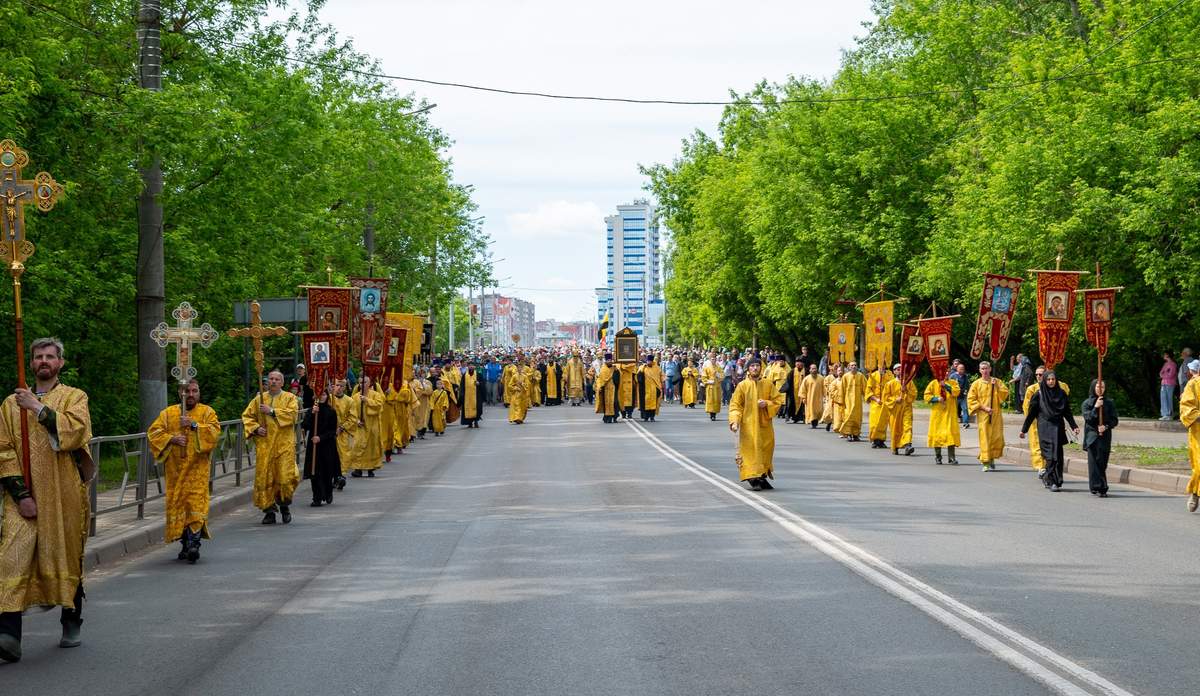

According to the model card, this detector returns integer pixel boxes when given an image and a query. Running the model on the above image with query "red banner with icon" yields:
[1033,271,1082,370]
[916,316,953,381]
[299,331,340,398]
[306,287,352,380]
[384,326,410,387]
[898,324,923,385]
[1079,288,1116,358]
[350,277,390,382]
[969,274,1024,361]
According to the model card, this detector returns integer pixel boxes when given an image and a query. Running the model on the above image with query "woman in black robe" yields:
[301,392,342,506]
[1020,370,1080,492]
[1081,379,1118,497]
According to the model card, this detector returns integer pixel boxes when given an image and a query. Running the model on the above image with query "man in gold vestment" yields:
[617,361,638,420]
[506,363,532,424]
[637,356,663,422]
[148,379,220,563]
[410,369,433,439]
[885,364,917,456]
[701,361,723,421]
[241,370,299,525]
[924,376,961,465]
[332,379,354,483]
[729,358,785,491]
[595,354,619,423]
[967,361,1011,471]
[389,375,414,446]
[1181,360,1200,511]
[838,362,868,442]
[866,364,894,448]
[800,364,825,429]
[0,338,93,660]
[349,376,385,477]
[566,350,586,405]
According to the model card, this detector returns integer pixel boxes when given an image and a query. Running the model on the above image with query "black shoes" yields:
[59,620,82,648]
[825,423,832,432]
[336,476,346,490]
[948,459,959,466]
[367,470,375,478]
[758,478,774,490]
[1099,492,1108,498]
[0,633,20,662]
[351,470,363,478]
[326,492,333,504]
[280,506,292,523]
[904,443,915,456]
[747,479,762,491]
[184,527,201,563]
[935,458,944,465]
[262,512,277,525]
[311,500,323,507]
[709,414,716,421]
[178,542,188,560]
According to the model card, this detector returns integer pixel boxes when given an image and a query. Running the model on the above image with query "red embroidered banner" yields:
[969,274,1024,361]
[299,331,340,398]
[917,316,953,381]
[384,326,410,387]
[1079,288,1116,358]
[306,287,352,380]
[349,277,390,382]
[898,324,923,385]
[1033,271,1083,370]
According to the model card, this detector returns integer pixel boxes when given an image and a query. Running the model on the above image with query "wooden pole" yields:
[11,255,31,489]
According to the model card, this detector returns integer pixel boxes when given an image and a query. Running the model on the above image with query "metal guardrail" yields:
[87,410,310,537]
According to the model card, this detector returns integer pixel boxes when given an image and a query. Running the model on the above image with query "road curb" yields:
[999,445,1190,495]
[85,487,255,569]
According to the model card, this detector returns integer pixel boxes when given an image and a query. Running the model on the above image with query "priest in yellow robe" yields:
[390,376,415,446]
[566,351,587,405]
[430,381,449,435]
[148,379,220,563]
[1022,366,1069,479]
[380,378,395,463]
[1181,362,1200,511]
[241,370,299,524]
[966,361,1010,471]
[595,354,620,423]
[885,365,917,455]
[332,379,355,477]
[0,338,93,658]
[821,366,840,429]
[530,363,543,407]
[838,362,868,441]
[800,364,826,428]
[866,364,895,447]
[506,363,532,423]
[637,356,664,422]
[441,361,462,422]
[924,377,961,464]
[680,360,699,407]
[410,370,433,439]
[701,362,723,420]
[349,376,385,476]
[618,362,639,419]
[729,358,786,491]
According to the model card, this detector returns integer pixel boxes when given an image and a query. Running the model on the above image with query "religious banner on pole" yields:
[1031,270,1086,370]
[384,325,410,386]
[297,331,341,398]
[1078,287,1117,358]
[862,300,894,371]
[305,286,352,381]
[349,277,390,381]
[828,323,857,366]
[969,273,1024,361]
[916,316,953,380]
[897,323,923,385]
[387,311,423,380]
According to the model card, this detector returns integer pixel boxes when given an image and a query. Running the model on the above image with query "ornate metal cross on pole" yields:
[0,139,65,489]
[151,302,219,446]
[226,300,289,427]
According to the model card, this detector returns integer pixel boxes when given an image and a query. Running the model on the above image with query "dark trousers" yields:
[1086,444,1110,493]
[0,582,84,639]
[310,474,335,502]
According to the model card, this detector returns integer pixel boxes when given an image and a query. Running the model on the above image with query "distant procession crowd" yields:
[2,336,1199,664]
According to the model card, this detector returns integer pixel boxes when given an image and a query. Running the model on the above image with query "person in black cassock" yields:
[1020,370,1080,492]
[1081,379,1118,497]
[301,390,342,506]
[781,357,806,424]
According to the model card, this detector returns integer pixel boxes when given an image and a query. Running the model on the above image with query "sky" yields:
[292,0,878,323]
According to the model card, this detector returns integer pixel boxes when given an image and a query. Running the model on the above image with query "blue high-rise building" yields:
[597,199,661,345]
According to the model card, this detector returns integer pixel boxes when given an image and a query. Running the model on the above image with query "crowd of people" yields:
[2,335,1200,663]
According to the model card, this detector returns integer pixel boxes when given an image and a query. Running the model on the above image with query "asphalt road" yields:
[2,400,1193,695]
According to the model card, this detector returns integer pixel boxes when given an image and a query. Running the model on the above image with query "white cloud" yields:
[505,201,607,242]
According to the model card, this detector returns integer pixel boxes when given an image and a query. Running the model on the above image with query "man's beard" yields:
[185,399,198,409]
[34,364,59,381]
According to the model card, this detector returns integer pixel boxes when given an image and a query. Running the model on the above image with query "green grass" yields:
[1110,445,1191,473]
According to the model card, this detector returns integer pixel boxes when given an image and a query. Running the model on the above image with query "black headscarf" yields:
[1088,378,1102,400]
[1039,369,1070,421]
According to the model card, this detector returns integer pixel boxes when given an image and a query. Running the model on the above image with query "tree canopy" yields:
[1,0,491,433]
[644,0,1200,415]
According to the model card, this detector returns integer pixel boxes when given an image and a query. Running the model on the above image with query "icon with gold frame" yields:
[614,327,639,364]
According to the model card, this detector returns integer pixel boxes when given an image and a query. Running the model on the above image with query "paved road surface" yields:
[2,402,1194,694]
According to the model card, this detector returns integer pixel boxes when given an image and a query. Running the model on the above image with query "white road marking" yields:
[625,419,1134,696]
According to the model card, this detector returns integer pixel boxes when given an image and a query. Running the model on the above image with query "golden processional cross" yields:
[226,300,289,427]
[0,139,65,490]
[151,302,219,446]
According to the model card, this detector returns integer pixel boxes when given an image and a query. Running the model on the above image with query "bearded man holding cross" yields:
[241,370,300,524]
[147,379,221,563]
[0,337,93,662]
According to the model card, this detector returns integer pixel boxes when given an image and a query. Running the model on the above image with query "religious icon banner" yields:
[300,331,340,398]
[384,326,410,385]
[387,312,423,379]
[917,316,953,381]
[863,300,894,371]
[1034,271,1082,369]
[898,324,923,385]
[350,277,390,380]
[1079,288,1116,358]
[828,324,857,366]
[969,274,1024,361]
[306,287,352,379]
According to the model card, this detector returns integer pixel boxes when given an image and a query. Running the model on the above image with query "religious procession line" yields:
[624,419,1132,696]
